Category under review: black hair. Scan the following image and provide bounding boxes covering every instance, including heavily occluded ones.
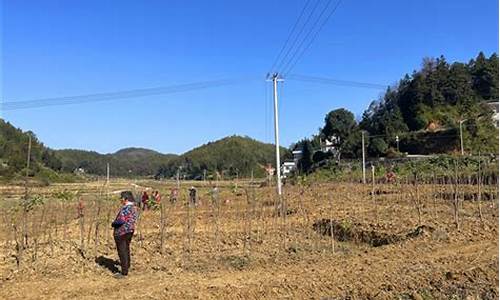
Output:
[120,191,135,202]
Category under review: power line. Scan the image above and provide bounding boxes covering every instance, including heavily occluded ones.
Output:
[282,0,343,76]
[2,77,257,111]
[273,0,323,73]
[280,0,338,75]
[288,74,388,90]
[268,0,312,73]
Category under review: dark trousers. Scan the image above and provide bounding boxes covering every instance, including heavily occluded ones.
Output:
[114,232,133,275]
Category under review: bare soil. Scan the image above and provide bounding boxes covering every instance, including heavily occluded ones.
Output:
[0,181,498,299]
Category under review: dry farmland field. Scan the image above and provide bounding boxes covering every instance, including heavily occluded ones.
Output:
[0,178,498,299]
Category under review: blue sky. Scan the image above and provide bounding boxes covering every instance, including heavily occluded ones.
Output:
[1,0,498,154]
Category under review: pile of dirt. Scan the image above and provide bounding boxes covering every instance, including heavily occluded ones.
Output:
[313,219,435,247]
[436,191,495,201]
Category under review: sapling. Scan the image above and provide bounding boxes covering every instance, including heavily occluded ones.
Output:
[53,189,79,247]
[453,159,460,230]
[94,198,102,258]
[159,199,166,255]
[210,186,220,253]
[371,165,378,223]
[19,194,44,250]
[328,191,335,255]
[477,156,484,224]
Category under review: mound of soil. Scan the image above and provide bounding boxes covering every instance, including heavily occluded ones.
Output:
[436,191,495,201]
[313,219,434,247]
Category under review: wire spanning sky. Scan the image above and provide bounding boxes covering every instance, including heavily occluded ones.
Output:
[1,0,498,154]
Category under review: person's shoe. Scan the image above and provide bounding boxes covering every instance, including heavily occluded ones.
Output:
[113,273,126,279]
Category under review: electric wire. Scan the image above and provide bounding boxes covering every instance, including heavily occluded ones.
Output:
[273,0,323,73]
[288,74,388,90]
[268,0,312,74]
[2,77,258,111]
[282,0,343,76]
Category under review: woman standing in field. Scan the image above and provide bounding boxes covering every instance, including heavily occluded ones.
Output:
[111,191,138,278]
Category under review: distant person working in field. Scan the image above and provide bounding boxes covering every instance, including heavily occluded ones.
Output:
[170,188,178,203]
[111,191,138,278]
[141,191,149,210]
[153,190,161,205]
[189,186,197,206]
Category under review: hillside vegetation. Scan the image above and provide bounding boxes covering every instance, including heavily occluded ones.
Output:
[296,52,499,173]
[56,148,177,177]
[0,119,62,181]
[359,52,498,154]
[155,135,290,179]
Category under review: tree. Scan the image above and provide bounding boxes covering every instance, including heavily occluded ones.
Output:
[471,52,499,100]
[368,138,388,157]
[321,108,357,159]
[296,139,313,173]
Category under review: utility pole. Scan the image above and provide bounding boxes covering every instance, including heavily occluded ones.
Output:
[106,163,110,185]
[395,135,399,152]
[268,73,284,196]
[459,119,467,156]
[361,131,366,184]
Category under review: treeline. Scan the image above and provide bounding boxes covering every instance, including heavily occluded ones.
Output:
[55,148,177,177]
[0,119,62,179]
[296,52,499,173]
[155,135,290,180]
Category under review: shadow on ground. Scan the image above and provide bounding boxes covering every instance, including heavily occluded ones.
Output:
[95,256,120,274]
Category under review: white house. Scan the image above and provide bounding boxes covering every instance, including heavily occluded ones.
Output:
[292,150,302,164]
[320,137,338,153]
[281,161,296,178]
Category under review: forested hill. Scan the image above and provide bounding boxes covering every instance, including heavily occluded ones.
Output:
[55,148,177,177]
[56,136,289,179]
[300,52,499,166]
[155,135,290,180]
[359,52,498,154]
[0,119,62,179]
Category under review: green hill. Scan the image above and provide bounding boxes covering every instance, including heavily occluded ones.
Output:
[56,136,288,179]
[359,52,498,155]
[55,148,177,177]
[0,119,62,180]
[155,135,290,179]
